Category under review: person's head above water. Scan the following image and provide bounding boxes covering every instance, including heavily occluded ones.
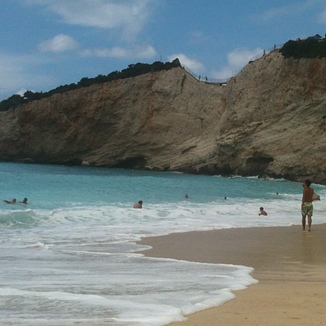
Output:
[303,179,311,187]
[133,200,143,208]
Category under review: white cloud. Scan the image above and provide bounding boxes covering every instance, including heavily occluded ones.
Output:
[255,5,293,22]
[228,48,263,70]
[254,0,326,23]
[81,45,157,59]
[25,0,155,40]
[318,8,326,23]
[189,31,208,45]
[167,54,204,74]
[16,88,30,97]
[212,48,263,80]
[211,66,234,80]
[0,53,54,99]
[38,34,79,52]
[0,54,32,92]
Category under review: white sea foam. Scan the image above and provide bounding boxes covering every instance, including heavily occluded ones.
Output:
[26,241,51,249]
[0,163,325,325]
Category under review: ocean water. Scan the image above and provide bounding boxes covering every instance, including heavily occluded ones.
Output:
[0,162,325,326]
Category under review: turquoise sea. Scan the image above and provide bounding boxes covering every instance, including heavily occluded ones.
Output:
[0,162,325,325]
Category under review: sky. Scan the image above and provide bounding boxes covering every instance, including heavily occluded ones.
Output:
[1,0,326,101]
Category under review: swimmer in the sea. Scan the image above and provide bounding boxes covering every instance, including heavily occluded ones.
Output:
[3,198,16,204]
[258,207,267,216]
[133,200,143,208]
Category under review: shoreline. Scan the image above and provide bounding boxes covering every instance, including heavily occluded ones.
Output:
[139,224,326,325]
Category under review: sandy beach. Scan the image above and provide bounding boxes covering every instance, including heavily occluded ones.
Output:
[140,224,326,325]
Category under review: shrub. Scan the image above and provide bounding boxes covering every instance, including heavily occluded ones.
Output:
[280,35,326,58]
[0,59,181,111]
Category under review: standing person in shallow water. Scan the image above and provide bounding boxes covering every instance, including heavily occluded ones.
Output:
[301,179,314,232]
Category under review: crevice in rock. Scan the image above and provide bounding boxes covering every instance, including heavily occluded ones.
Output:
[112,156,147,169]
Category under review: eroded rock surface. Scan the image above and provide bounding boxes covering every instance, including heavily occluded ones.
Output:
[0,51,325,183]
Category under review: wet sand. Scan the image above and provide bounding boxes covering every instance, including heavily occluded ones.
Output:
[140,224,326,325]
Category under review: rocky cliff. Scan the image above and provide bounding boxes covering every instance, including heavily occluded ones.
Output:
[0,51,325,183]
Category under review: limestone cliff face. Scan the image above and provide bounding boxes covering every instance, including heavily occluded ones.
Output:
[0,51,325,183]
[217,51,326,183]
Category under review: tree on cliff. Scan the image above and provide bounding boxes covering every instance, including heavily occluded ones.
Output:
[0,94,25,111]
[0,59,181,112]
[280,35,326,58]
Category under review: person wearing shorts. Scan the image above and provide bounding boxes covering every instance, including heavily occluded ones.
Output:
[301,179,314,231]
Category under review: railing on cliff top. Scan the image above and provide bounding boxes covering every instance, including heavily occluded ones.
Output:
[181,65,230,85]
[182,43,284,85]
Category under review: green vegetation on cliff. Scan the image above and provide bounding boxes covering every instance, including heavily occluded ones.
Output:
[280,34,326,59]
[0,59,181,112]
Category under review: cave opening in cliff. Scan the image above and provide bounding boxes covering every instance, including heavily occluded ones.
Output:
[244,155,274,176]
[113,156,147,170]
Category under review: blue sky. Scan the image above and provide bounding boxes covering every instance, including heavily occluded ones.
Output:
[1,0,325,100]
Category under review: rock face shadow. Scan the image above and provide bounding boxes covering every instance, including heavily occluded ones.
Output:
[112,156,147,169]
